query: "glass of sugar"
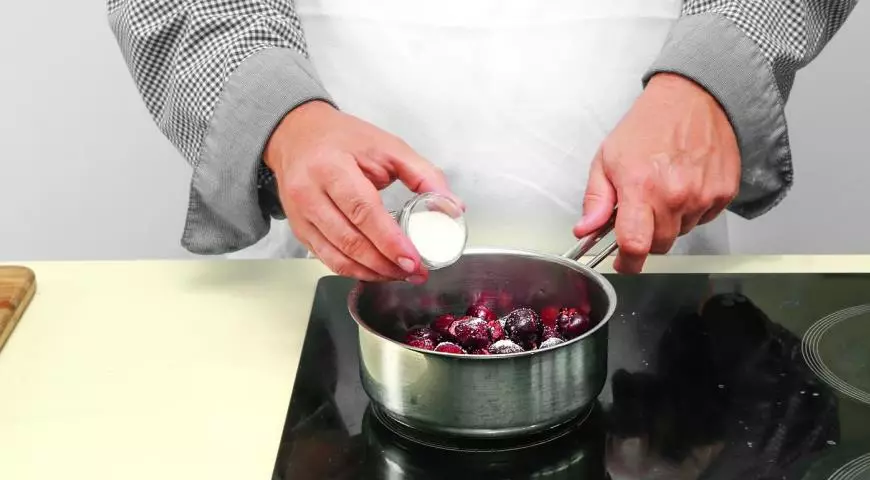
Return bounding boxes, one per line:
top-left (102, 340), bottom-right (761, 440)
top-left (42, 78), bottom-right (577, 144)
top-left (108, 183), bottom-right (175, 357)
top-left (391, 192), bottom-right (467, 270)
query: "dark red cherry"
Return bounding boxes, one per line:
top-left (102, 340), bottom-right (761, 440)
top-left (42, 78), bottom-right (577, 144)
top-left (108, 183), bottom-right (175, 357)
top-left (557, 310), bottom-right (592, 339)
top-left (504, 307), bottom-right (541, 349)
top-left (432, 314), bottom-right (458, 340)
top-left (466, 304), bottom-right (497, 322)
top-left (453, 316), bottom-right (491, 349)
top-left (405, 326), bottom-right (440, 344)
top-left (407, 338), bottom-right (436, 350)
top-left (554, 308), bottom-right (576, 334)
top-left (434, 342), bottom-right (466, 354)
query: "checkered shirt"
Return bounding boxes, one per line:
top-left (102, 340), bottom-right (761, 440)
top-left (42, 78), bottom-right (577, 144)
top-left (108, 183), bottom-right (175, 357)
top-left (106, 0), bottom-right (861, 254)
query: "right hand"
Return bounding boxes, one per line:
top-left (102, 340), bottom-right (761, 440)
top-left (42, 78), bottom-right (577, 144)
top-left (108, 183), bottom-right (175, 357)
top-left (265, 101), bottom-right (460, 283)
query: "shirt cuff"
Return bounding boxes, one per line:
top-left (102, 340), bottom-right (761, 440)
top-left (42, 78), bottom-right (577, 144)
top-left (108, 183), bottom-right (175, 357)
top-left (642, 13), bottom-right (794, 219)
top-left (182, 47), bottom-right (334, 255)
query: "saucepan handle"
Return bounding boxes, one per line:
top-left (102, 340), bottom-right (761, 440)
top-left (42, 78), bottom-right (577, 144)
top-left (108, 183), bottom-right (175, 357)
top-left (563, 206), bottom-right (618, 269)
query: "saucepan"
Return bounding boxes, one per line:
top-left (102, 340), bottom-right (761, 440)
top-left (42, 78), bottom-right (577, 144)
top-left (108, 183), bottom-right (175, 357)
top-left (347, 212), bottom-right (619, 439)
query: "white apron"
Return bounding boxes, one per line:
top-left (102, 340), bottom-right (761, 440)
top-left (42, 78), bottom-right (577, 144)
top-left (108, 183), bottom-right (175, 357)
top-left (229, 0), bottom-right (730, 260)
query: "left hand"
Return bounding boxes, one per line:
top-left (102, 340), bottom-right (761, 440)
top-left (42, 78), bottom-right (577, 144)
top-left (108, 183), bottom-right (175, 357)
top-left (574, 73), bottom-right (741, 274)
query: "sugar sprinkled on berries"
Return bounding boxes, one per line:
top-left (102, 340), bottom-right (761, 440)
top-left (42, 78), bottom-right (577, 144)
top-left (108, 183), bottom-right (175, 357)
top-left (408, 338), bottom-right (436, 350)
top-left (488, 339), bottom-right (525, 354)
top-left (539, 337), bottom-right (565, 349)
top-left (487, 319), bottom-right (505, 342)
top-left (401, 302), bottom-right (596, 355)
top-left (542, 325), bottom-right (561, 341)
top-left (453, 316), bottom-right (491, 349)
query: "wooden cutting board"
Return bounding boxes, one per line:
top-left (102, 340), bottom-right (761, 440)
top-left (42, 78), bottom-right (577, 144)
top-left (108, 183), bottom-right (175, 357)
top-left (0, 266), bottom-right (36, 353)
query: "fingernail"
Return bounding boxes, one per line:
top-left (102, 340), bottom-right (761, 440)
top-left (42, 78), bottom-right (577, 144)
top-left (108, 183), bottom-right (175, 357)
top-left (397, 257), bottom-right (416, 274)
top-left (406, 275), bottom-right (426, 285)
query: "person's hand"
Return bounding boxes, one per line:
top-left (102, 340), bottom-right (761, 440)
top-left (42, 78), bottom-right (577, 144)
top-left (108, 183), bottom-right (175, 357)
top-left (265, 101), bottom-right (459, 283)
top-left (573, 73), bottom-right (741, 274)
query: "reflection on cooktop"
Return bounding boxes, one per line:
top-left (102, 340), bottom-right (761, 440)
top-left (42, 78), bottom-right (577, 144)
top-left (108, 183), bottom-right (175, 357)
top-left (363, 403), bottom-right (606, 478)
top-left (272, 274), bottom-right (870, 480)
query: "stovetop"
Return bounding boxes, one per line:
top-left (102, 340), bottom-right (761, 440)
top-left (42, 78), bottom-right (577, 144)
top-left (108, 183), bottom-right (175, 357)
top-left (272, 273), bottom-right (870, 479)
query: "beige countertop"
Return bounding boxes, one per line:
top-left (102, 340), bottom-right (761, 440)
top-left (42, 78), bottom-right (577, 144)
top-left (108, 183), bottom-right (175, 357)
top-left (2, 255), bottom-right (870, 479)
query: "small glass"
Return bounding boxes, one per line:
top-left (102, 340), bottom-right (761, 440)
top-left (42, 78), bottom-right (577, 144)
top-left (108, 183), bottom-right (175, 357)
top-left (390, 192), bottom-right (467, 270)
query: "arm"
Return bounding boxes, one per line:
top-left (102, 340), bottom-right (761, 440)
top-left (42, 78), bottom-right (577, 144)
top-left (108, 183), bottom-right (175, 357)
top-left (107, 0), bottom-right (333, 254)
top-left (643, 0), bottom-right (861, 218)
top-left (574, 0), bottom-right (861, 273)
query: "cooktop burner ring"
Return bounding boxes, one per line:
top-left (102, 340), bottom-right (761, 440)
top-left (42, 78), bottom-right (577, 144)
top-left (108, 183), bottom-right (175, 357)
top-left (828, 452), bottom-right (870, 480)
top-left (369, 403), bottom-right (595, 453)
top-left (801, 304), bottom-right (870, 405)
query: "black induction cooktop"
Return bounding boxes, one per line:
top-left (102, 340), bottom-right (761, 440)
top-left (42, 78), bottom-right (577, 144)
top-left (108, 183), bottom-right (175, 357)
top-left (272, 273), bottom-right (870, 480)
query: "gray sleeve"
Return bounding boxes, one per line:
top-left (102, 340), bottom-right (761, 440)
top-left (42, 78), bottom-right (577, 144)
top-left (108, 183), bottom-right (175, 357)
top-left (107, 0), bottom-right (334, 254)
top-left (643, 1), bottom-right (860, 218)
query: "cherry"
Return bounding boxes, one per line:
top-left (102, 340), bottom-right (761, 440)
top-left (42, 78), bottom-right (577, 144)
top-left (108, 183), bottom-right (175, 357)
top-left (554, 308), bottom-right (575, 334)
top-left (432, 314), bottom-right (457, 340)
top-left (421, 302), bottom-right (594, 355)
top-left (407, 338), bottom-right (436, 350)
top-left (487, 319), bottom-right (505, 342)
top-left (434, 342), bottom-right (466, 354)
top-left (504, 307), bottom-right (541, 349)
top-left (466, 304), bottom-right (497, 322)
top-left (453, 316), bottom-right (491, 350)
top-left (540, 306), bottom-right (560, 329)
top-left (539, 337), bottom-right (565, 349)
top-left (541, 325), bottom-right (561, 341)
top-left (488, 339), bottom-right (525, 354)
top-left (557, 309), bottom-right (592, 339)
top-left (405, 326), bottom-right (440, 344)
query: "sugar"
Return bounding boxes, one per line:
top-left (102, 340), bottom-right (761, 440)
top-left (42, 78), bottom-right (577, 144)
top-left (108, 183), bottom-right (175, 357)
top-left (407, 210), bottom-right (465, 265)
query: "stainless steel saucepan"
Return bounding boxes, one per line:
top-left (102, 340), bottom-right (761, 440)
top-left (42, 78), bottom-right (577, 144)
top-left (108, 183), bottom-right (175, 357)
top-left (347, 212), bottom-right (619, 439)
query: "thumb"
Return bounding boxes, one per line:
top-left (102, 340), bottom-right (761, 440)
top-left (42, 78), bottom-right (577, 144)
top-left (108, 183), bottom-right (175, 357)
top-left (390, 140), bottom-right (465, 210)
top-left (574, 151), bottom-right (616, 238)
